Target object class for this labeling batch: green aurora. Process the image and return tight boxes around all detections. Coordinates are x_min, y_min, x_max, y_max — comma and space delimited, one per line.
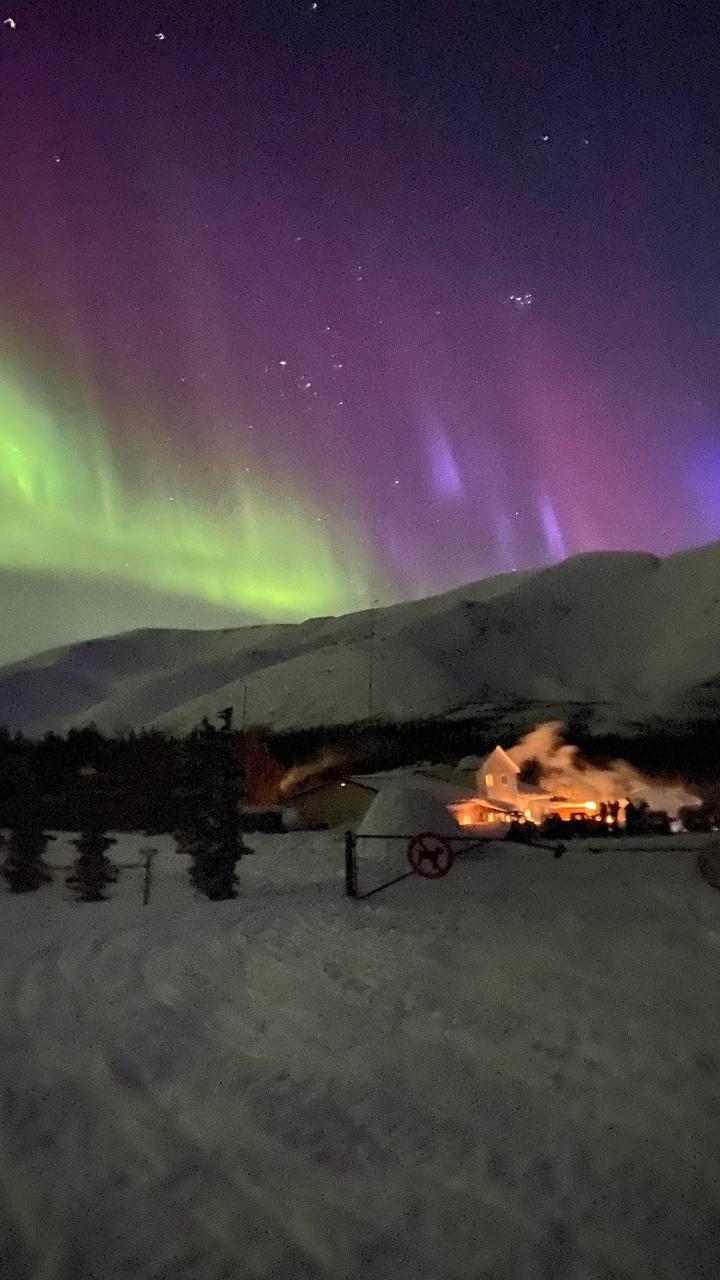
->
0, 369, 373, 619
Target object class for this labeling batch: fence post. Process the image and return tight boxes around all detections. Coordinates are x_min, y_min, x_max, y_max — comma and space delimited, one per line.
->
344, 831, 358, 898
140, 846, 158, 905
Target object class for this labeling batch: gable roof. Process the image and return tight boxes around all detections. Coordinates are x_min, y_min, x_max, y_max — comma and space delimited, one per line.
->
476, 745, 521, 777
291, 768, 425, 800
449, 796, 523, 815
290, 775, 377, 800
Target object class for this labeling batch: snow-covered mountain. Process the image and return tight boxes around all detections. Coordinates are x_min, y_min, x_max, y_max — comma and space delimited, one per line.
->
2, 542, 720, 736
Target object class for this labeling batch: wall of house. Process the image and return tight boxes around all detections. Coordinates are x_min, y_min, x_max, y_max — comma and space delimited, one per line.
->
476, 750, 520, 806
449, 799, 513, 828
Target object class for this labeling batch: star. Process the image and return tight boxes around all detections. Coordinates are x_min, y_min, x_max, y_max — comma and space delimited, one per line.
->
3, 16, 15, 28
155, 31, 165, 41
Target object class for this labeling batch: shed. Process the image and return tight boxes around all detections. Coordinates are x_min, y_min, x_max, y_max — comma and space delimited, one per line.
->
289, 768, 449, 831
290, 777, 378, 830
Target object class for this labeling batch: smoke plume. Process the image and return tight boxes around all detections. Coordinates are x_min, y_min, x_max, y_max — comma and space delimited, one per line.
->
279, 749, 347, 797
507, 722, 701, 818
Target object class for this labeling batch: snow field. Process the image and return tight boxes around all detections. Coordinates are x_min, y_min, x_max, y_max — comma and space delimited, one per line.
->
1, 832, 720, 1278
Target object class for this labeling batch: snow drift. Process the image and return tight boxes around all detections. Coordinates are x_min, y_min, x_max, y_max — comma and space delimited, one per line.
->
1, 831, 720, 1279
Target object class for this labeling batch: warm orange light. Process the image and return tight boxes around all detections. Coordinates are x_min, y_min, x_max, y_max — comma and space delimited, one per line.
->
449, 801, 479, 827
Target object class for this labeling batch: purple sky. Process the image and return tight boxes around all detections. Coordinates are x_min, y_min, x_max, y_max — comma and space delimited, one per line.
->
1, 1, 718, 657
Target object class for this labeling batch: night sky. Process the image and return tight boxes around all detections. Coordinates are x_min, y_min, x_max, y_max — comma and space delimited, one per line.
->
1, 1, 719, 662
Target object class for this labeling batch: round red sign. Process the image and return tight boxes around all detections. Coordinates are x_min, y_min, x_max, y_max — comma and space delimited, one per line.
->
407, 832, 454, 879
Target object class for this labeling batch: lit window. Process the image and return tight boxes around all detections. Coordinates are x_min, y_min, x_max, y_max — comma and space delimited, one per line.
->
485, 773, 494, 787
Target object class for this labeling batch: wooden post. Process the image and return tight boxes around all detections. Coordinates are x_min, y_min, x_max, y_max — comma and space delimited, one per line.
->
140, 846, 157, 905
344, 831, 358, 898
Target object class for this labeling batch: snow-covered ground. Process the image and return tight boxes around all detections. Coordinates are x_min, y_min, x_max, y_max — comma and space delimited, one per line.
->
2, 831, 720, 1278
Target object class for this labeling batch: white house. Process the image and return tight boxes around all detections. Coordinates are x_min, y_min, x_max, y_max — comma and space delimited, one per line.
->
475, 745, 552, 823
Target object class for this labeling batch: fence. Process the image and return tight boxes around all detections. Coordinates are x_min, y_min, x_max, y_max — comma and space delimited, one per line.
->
344, 830, 493, 900
45, 846, 158, 905
343, 830, 577, 899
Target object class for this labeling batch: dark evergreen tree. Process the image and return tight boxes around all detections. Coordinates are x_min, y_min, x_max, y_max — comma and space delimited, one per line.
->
176, 720, 246, 900
67, 816, 118, 902
178, 799, 241, 900
1, 761, 54, 893
1, 814, 54, 893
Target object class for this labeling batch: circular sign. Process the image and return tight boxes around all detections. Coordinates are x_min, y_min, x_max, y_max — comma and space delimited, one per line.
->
407, 832, 454, 879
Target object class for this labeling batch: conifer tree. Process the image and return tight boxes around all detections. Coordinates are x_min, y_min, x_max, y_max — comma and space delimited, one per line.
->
176, 717, 245, 900
67, 815, 118, 902
1, 813, 54, 893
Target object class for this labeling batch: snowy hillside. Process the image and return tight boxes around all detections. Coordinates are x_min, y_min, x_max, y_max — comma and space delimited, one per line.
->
1, 542, 720, 735
2, 832, 720, 1278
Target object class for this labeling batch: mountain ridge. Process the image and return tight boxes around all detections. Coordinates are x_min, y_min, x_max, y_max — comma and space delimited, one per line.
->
1, 543, 719, 736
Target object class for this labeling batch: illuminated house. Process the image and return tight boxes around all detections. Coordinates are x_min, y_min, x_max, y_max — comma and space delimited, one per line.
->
462, 744, 625, 827
448, 744, 601, 829
475, 746, 552, 823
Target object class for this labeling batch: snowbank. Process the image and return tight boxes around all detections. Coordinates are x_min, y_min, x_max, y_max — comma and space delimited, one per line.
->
357, 781, 463, 840
1, 832, 720, 1278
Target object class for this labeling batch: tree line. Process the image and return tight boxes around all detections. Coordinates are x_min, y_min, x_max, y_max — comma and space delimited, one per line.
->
1, 721, 252, 901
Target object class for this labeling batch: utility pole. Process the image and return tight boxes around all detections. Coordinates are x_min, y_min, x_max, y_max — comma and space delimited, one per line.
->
367, 598, 377, 720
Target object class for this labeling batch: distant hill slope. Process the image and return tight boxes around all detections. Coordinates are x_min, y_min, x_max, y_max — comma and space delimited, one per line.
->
1, 544, 719, 736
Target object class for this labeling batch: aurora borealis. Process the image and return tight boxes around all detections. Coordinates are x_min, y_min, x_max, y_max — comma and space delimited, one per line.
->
0, 368, 372, 614
1, 2, 719, 662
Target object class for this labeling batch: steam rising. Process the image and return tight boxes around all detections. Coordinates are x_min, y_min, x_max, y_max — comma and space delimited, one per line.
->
279, 749, 347, 797
507, 722, 701, 818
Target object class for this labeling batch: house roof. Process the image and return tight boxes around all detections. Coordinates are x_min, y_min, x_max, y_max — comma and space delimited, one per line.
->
349, 768, 420, 791
477, 745, 521, 776
351, 771, 473, 804
449, 796, 521, 815
291, 768, 421, 800
290, 776, 374, 799
478, 797, 523, 814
